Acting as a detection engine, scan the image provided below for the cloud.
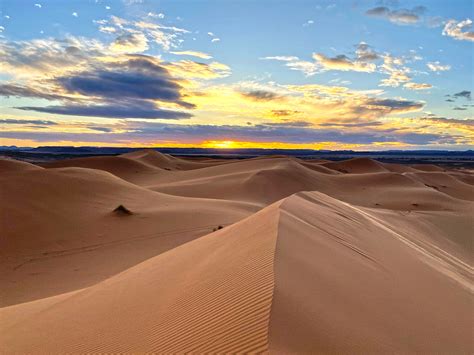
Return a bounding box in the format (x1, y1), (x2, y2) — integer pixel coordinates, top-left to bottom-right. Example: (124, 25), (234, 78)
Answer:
(0, 118), (57, 125)
(55, 56), (193, 106)
(260, 56), (299, 62)
(148, 12), (165, 19)
(164, 60), (231, 79)
(379, 54), (411, 87)
(442, 19), (474, 42)
(18, 102), (192, 119)
(5, 56), (196, 120)
(88, 126), (113, 132)
(453, 90), (471, 100)
(318, 121), (384, 128)
(313, 53), (377, 72)
(303, 20), (314, 27)
(170, 50), (212, 59)
(403, 82), (432, 90)
(109, 32), (149, 53)
(418, 116), (474, 127)
(355, 42), (380, 62)
(241, 90), (283, 101)
(34, 3), (42, 8)
(99, 26), (117, 34)
(260, 55), (321, 76)
(72, 12), (78, 17)
(207, 32), (220, 42)
(1, 120), (453, 146)
(95, 16), (189, 51)
(365, 5), (426, 25)
(364, 98), (424, 114)
(0, 37), (105, 77)
(427, 61), (451, 71)
(0, 83), (68, 100)
(270, 109), (301, 117)
(264, 120), (313, 127)
(262, 43), (384, 77)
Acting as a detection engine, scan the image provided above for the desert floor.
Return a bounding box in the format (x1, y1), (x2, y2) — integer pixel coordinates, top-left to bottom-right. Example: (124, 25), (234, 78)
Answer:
(1, 150), (472, 353)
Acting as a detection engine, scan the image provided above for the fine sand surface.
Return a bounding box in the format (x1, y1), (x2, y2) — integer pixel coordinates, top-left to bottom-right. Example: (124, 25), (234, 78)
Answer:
(1, 150), (473, 353)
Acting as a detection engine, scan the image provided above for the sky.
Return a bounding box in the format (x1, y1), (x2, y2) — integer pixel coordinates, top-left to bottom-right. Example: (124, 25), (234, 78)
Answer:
(0, 0), (473, 150)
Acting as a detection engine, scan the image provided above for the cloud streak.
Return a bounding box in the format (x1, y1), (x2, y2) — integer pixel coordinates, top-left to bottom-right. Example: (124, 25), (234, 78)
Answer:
(442, 19), (474, 42)
(365, 5), (426, 25)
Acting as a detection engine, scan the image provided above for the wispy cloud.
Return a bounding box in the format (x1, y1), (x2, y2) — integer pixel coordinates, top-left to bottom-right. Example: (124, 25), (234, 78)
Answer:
(0, 118), (58, 125)
(442, 18), (474, 42)
(241, 90), (284, 101)
(109, 32), (148, 53)
(427, 61), (451, 72)
(404, 82), (432, 90)
(365, 5), (426, 25)
(313, 53), (376, 72)
(170, 50), (212, 59)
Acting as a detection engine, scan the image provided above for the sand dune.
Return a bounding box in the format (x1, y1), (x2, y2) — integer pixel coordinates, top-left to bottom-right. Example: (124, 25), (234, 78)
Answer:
(141, 156), (472, 210)
(1, 153), (472, 353)
(0, 158), (42, 174)
(0, 164), (256, 306)
(122, 149), (227, 170)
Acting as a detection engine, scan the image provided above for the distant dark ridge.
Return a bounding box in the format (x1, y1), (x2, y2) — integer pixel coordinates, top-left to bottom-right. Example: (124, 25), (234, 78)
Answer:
(1, 146), (473, 168)
(3, 145), (473, 156)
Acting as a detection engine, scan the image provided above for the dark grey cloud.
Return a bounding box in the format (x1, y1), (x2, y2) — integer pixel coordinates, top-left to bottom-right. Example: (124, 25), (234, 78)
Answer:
(18, 101), (192, 119)
(359, 98), (424, 114)
(319, 121), (384, 128)
(4, 55), (195, 120)
(56, 57), (194, 108)
(0, 120), (457, 146)
(369, 98), (423, 109)
(419, 116), (474, 126)
(87, 126), (113, 132)
(453, 90), (471, 100)
(355, 42), (380, 62)
(121, 121), (453, 145)
(366, 5), (426, 25)
(453, 106), (467, 111)
(0, 118), (58, 125)
(264, 120), (313, 127)
(241, 90), (283, 101)
(0, 84), (66, 101)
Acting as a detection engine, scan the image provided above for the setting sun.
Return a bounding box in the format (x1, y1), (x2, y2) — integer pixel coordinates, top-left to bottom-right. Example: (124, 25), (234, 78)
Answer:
(203, 140), (238, 149)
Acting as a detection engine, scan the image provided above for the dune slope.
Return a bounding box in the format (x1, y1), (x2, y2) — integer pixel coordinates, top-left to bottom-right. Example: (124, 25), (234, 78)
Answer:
(1, 191), (471, 353)
(0, 165), (256, 306)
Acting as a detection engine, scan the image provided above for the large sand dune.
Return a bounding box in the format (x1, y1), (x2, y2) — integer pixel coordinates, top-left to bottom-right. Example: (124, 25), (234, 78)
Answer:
(1, 151), (472, 353)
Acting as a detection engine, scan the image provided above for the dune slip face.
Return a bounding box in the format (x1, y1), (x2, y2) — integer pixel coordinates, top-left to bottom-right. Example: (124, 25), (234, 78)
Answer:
(1, 151), (473, 353)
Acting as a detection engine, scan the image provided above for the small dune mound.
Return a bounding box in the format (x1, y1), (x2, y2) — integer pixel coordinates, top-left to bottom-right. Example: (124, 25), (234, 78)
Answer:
(0, 158), (42, 174)
(122, 149), (228, 171)
(121, 149), (174, 168)
(322, 158), (388, 174)
(412, 164), (445, 172)
(42, 156), (161, 183)
(113, 205), (133, 215)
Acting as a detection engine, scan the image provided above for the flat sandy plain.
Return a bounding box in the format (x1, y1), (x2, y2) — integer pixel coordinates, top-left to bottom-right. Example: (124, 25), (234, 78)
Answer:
(1, 150), (472, 353)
